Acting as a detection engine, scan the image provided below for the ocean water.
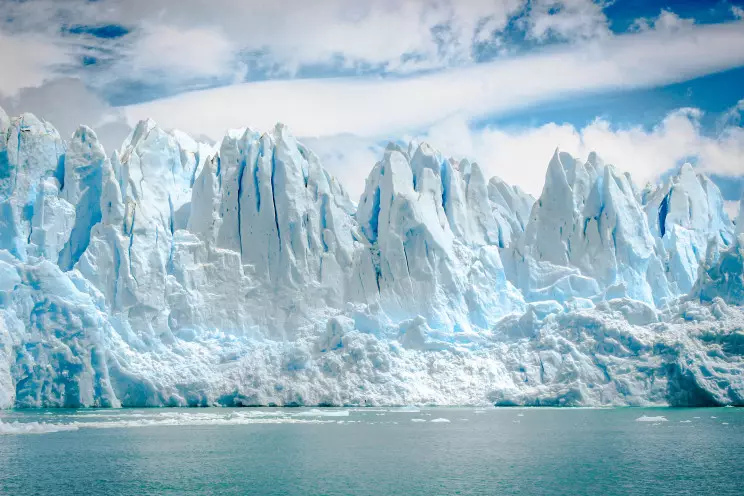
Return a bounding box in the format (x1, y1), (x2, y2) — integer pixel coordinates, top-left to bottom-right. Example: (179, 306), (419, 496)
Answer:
(0, 407), (742, 495)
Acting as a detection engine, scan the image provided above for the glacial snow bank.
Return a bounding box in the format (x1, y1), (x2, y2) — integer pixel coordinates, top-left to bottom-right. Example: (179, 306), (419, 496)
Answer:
(0, 108), (743, 408)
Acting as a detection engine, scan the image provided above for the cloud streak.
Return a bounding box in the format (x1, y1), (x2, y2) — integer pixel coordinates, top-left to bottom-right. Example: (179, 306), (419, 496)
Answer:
(123, 20), (744, 140)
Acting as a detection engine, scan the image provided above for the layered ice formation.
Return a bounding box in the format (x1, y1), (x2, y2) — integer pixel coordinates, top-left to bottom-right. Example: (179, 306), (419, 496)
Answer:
(0, 108), (742, 408)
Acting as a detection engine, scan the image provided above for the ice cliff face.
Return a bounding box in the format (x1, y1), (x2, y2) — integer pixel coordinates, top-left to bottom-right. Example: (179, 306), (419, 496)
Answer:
(0, 108), (742, 408)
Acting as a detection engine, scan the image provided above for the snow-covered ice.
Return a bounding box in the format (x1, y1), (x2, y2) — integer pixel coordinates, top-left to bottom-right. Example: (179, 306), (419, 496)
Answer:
(0, 108), (743, 409)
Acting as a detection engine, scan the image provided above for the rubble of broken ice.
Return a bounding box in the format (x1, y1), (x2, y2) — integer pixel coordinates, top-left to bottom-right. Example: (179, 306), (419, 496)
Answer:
(0, 106), (742, 409)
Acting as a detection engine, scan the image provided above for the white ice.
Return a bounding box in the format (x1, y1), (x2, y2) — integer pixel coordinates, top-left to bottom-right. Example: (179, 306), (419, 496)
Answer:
(0, 107), (743, 409)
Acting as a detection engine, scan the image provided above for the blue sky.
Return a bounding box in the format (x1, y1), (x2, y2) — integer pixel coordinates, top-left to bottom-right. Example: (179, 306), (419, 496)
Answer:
(0, 0), (743, 208)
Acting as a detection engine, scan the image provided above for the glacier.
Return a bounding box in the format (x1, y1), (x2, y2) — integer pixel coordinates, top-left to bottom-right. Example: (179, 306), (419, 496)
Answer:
(0, 106), (742, 409)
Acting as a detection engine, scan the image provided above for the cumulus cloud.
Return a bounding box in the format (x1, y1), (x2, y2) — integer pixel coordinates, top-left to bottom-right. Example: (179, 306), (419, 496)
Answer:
(630, 9), (695, 32)
(425, 109), (744, 194)
(521, 0), (611, 42)
(309, 107), (744, 202)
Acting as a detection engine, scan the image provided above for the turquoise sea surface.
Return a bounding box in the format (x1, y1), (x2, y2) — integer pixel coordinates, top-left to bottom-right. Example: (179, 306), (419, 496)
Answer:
(1, 407), (742, 495)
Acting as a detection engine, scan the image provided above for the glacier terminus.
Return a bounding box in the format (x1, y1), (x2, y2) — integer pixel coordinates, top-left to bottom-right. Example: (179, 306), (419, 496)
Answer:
(0, 106), (743, 409)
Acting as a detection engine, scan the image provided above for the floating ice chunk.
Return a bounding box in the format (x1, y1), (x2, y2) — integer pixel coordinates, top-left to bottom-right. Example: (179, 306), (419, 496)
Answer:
(389, 406), (420, 413)
(0, 420), (79, 435)
(636, 415), (668, 422)
(293, 409), (350, 417)
(430, 418), (450, 423)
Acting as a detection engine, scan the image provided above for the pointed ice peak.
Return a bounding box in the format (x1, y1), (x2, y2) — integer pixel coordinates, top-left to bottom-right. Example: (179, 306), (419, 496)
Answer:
(121, 117), (158, 153)
(586, 151), (599, 167)
(410, 142), (444, 187)
(385, 141), (405, 154)
(71, 125), (101, 145)
(170, 128), (200, 151)
(0, 105), (9, 132)
(458, 157), (472, 174)
(602, 164), (633, 196)
(225, 126), (249, 139)
(412, 141), (437, 158)
(272, 121), (289, 136)
(675, 162), (697, 183)
(544, 148), (573, 197)
(11, 112), (61, 138)
(271, 122), (300, 151)
(736, 191), (744, 236)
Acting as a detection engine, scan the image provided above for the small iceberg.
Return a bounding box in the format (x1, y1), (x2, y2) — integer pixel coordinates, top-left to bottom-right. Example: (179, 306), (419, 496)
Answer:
(636, 415), (668, 422)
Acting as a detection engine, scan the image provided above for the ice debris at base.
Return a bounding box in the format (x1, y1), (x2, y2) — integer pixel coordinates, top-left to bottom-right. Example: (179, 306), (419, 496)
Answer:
(0, 108), (743, 409)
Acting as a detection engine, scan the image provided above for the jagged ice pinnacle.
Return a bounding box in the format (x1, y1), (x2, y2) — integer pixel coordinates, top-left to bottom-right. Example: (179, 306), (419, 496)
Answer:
(0, 107), (742, 409)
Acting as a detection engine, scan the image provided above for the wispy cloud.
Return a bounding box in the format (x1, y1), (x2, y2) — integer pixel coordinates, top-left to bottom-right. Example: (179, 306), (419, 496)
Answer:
(0, 0), (620, 98)
(123, 20), (744, 139)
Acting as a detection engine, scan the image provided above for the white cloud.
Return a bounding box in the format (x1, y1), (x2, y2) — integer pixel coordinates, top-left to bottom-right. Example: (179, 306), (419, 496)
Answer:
(719, 98), (744, 130)
(1, 0), (623, 95)
(124, 24), (240, 80)
(106, 0), (531, 73)
(0, 0), (533, 87)
(123, 20), (744, 139)
(631, 9), (695, 32)
(309, 107), (744, 202)
(0, 78), (131, 153)
(458, 108), (744, 195)
(522, 0), (610, 42)
(0, 31), (73, 97)
(733, 5), (744, 20)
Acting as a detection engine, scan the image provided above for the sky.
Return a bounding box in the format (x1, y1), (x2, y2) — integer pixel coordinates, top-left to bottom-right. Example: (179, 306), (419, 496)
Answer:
(1, 0), (743, 214)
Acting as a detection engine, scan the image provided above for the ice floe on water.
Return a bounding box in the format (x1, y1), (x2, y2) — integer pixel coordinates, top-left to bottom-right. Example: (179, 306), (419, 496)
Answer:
(430, 418), (451, 423)
(0, 411), (344, 435)
(636, 415), (668, 422)
(388, 406), (421, 413)
(293, 409), (350, 417)
(0, 421), (80, 435)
